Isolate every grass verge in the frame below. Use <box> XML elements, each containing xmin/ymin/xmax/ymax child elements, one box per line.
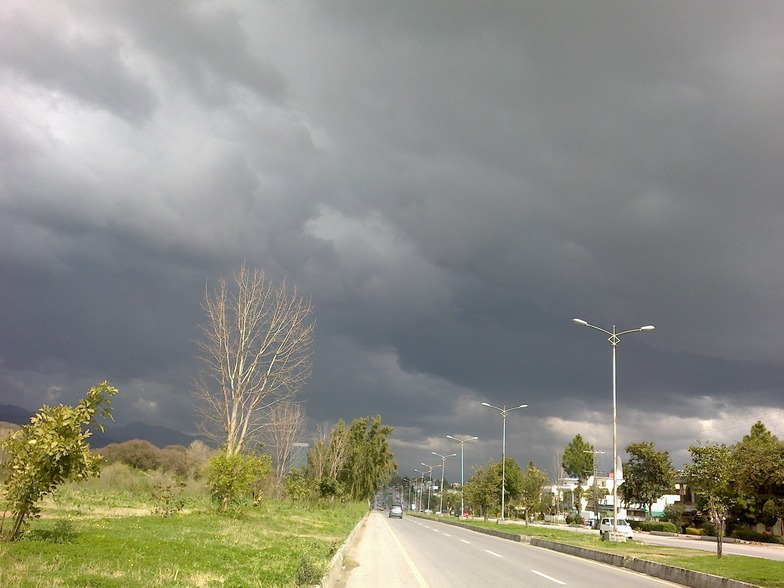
<box><xmin>0</xmin><ymin>489</ymin><xmax>367</xmax><ymax>588</ymax></box>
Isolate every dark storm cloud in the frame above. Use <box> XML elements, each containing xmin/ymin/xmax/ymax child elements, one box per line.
<box><xmin>1</xmin><ymin>0</ymin><xmax>783</xmax><ymax>476</ymax></box>
<box><xmin>0</xmin><ymin>4</ymin><xmax>157</xmax><ymax>122</ymax></box>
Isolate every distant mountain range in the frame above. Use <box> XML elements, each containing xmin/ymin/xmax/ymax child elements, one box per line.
<box><xmin>0</xmin><ymin>404</ymin><xmax>206</xmax><ymax>448</ymax></box>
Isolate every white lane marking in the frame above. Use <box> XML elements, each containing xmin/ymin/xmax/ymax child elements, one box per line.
<box><xmin>531</xmin><ymin>570</ymin><xmax>566</xmax><ymax>585</ymax></box>
<box><xmin>443</xmin><ymin>533</ymin><xmax>452</xmax><ymax>537</ymax></box>
<box><xmin>381</xmin><ymin>516</ymin><xmax>430</xmax><ymax>588</ymax></box>
<box><xmin>484</xmin><ymin>550</ymin><xmax>503</xmax><ymax>558</ymax></box>
<box><xmin>460</xmin><ymin>539</ymin><xmax>471</xmax><ymax>544</ymax></box>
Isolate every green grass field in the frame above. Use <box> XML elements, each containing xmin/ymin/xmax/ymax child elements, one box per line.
<box><xmin>0</xmin><ymin>486</ymin><xmax>368</xmax><ymax>588</ymax></box>
<box><xmin>5</xmin><ymin>483</ymin><xmax>784</xmax><ymax>588</ymax></box>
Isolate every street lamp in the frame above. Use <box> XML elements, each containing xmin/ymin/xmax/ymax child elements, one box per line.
<box><xmin>432</xmin><ymin>451</ymin><xmax>456</xmax><ymax>514</ymax></box>
<box><xmin>421</xmin><ymin>462</ymin><xmax>442</xmax><ymax>512</ymax></box>
<box><xmin>414</xmin><ymin>469</ymin><xmax>423</xmax><ymax>511</ymax></box>
<box><xmin>481</xmin><ymin>402</ymin><xmax>528</xmax><ymax>520</ymax></box>
<box><xmin>447</xmin><ymin>435</ymin><xmax>478</xmax><ymax>517</ymax></box>
<box><xmin>573</xmin><ymin>318</ymin><xmax>654</xmax><ymax>535</ymax></box>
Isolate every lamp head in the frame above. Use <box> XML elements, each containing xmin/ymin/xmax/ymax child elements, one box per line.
<box><xmin>573</xmin><ymin>318</ymin><xmax>588</xmax><ymax>326</ymax></box>
<box><xmin>640</xmin><ymin>325</ymin><xmax>655</xmax><ymax>331</ymax></box>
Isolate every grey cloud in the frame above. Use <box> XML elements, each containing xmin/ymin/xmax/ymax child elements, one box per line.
<box><xmin>0</xmin><ymin>5</ymin><xmax>157</xmax><ymax>122</ymax></box>
<box><xmin>1</xmin><ymin>1</ymin><xmax>783</xmax><ymax>477</ymax></box>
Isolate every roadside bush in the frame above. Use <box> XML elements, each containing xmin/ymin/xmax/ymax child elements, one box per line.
<box><xmin>731</xmin><ymin>529</ymin><xmax>784</xmax><ymax>544</ymax></box>
<box><xmin>702</xmin><ymin>521</ymin><xmax>717</xmax><ymax>536</ymax></box>
<box><xmin>662</xmin><ymin>503</ymin><xmax>686</xmax><ymax>528</ymax></box>
<box><xmin>295</xmin><ymin>554</ymin><xmax>324</xmax><ymax>586</ymax></box>
<box><xmin>633</xmin><ymin>521</ymin><xmax>679</xmax><ymax>533</ymax></box>
<box><xmin>685</xmin><ymin>527</ymin><xmax>705</xmax><ymax>535</ymax></box>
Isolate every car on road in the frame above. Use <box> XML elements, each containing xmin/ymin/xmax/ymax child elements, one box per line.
<box><xmin>389</xmin><ymin>504</ymin><xmax>403</xmax><ymax>519</ymax></box>
<box><xmin>599</xmin><ymin>518</ymin><xmax>634</xmax><ymax>539</ymax></box>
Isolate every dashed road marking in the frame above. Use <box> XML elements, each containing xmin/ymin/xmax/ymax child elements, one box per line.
<box><xmin>532</xmin><ymin>570</ymin><xmax>566</xmax><ymax>585</ymax></box>
<box><xmin>485</xmin><ymin>550</ymin><xmax>503</xmax><ymax>558</ymax></box>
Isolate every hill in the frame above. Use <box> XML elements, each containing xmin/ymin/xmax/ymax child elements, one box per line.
<box><xmin>0</xmin><ymin>404</ymin><xmax>205</xmax><ymax>449</ymax></box>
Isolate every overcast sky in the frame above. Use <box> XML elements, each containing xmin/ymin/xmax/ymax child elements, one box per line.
<box><xmin>2</xmin><ymin>1</ymin><xmax>783</xmax><ymax>483</ymax></box>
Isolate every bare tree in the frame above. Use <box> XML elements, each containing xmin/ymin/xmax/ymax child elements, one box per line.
<box><xmin>307</xmin><ymin>420</ymin><xmax>351</xmax><ymax>481</ymax></box>
<box><xmin>262</xmin><ymin>400</ymin><xmax>307</xmax><ymax>490</ymax></box>
<box><xmin>194</xmin><ymin>264</ymin><xmax>315</xmax><ymax>456</ymax></box>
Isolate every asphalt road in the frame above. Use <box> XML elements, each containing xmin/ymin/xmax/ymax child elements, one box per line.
<box><xmin>337</xmin><ymin>512</ymin><xmax>684</xmax><ymax>587</ymax></box>
<box><xmin>512</xmin><ymin>520</ymin><xmax>784</xmax><ymax>562</ymax></box>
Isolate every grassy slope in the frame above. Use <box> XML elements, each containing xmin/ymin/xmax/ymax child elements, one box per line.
<box><xmin>0</xmin><ymin>490</ymin><xmax>368</xmax><ymax>588</ymax></box>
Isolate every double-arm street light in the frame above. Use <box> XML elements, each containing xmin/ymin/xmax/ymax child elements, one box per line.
<box><xmin>447</xmin><ymin>435</ymin><xmax>478</xmax><ymax>517</ymax></box>
<box><xmin>573</xmin><ymin>318</ymin><xmax>654</xmax><ymax>535</ymax></box>
<box><xmin>432</xmin><ymin>451</ymin><xmax>456</xmax><ymax>514</ymax></box>
<box><xmin>481</xmin><ymin>402</ymin><xmax>528</xmax><ymax>520</ymax></box>
<box><xmin>420</xmin><ymin>462</ymin><xmax>442</xmax><ymax>512</ymax></box>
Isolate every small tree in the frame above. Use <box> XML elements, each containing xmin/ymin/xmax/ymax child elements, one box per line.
<box><xmin>622</xmin><ymin>441</ymin><xmax>674</xmax><ymax>521</ymax></box>
<box><xmin>518</xmin><ymin>462</ymin><xmax>549</xmax><ymax>527</ymax></box>
<box><xmin>562</xmin><ymin>434</ymin><xmax>594</xmax><ymax>481</ymax></box>
<box><xmin>686</xmin><ymin>442</ymin><xmax>735</xmax><ymax>558</ymax></box>
<box><xmin>489</xmin><ymin>457</ymin><xmax>523</xmax><ymax>518</ymax></box>
<box><xmin>732</xmin><ymin>422</ymin><xmax>784</xmax><ymax>533</ymax></box>
<box><xmin>205</xmin><ymin>451</ymin><xmax>271</xmax><ymax>512</ymax></box>
<box><xmin>463</xmin><ymin>460</ymin><xmax>501</xmax><ymax>521</ymax></box>
<box><xmin>1</xmin><ymin>381</ymin><xmax>118</xmax><ymax>541</ymax></box>
<box><xmin>261</xmin><ymin>400</ymin><xmax>307</xmax><ymax>495</ymax></box>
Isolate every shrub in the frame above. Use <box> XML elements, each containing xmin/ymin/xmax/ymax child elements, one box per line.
<box><xmin>685</xmin><ymin>527</ymin><xmax>705</xmax><ymax>535</ymax></box>
<box><xmin>159</xmin><ymin>445</ymin><xmax>189</xmax><ymax>477</ymax></box>
<box><xmin>100</xmin><ymin>439</ymin><xmax>162</xmax><ymax>471</ymax></box>
<box><xmin>205</xmin><ymin>451</ymin><xmax>271</xmax><ymax>512</ymax></box>
<box><xmin>151</xmin><ymin>479</ymin><xmax>187</xmax><ymax>517</ymax></box>
<box><xmin>295</xmin><ymin>554</ymin><xmax>324</xmax><ymax>586</ymax></box>
<box><xmin>0</xmin><ymin>382</ymin><xmax>118</xmax><ymax>541</ymax></box>
<box><xmin>731</xmin><ymin>529</ymin><xmax>784</xmax><ymax>544</ymax></box>
<box><xmin>633</xmin><ymin>521</ymin><xmax>679</xmax><ymax>533</ymax></box>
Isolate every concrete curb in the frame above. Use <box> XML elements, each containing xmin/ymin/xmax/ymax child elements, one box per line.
<box><xmin>317</xmin><ymin>510</ymin><xmax>370</xmax><ymax>588</ymax></box>
<box><xmin>412</xmin><ymin>515</ymin><xmax>760</xmax><ymax>588</ymax></box>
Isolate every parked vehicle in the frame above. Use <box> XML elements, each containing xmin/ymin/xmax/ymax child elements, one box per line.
<box><xmin>598</xmin><ymin>518</ymin><xmax>634</xmax><ymax>539</ymax></box>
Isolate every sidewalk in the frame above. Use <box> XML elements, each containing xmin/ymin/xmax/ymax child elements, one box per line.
<box><xmin>332</xmin><ymin>511</ymin><xmax>428</xmax><ymax>588</ymax></box>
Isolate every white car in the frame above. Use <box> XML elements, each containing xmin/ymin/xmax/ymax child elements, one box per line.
<box><xmin>598</xmin><ymin>518</ymin><xmax>634</xmax><ymax>539</ymax></box>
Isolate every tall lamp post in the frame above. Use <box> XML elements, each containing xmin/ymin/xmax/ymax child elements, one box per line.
<box><xmin>573</xmin><ymin>318</ymin><xmax>654</xmax><ymax>535</ymax></box>
<box><xmin>447</xmin><ymin>435</ymin><xmax>478</xmax><ymax>517</ymax></box>
<box><xmin>421</xmin><ymin>462</ymin><xmax>442</xmax><ymax>512</ymax></box>
<box><xmin>481</xmin><ymin>402</ymin><xmax>528</xmax><ymax>520</ymax></box>
<box><xmin>414</xmin><ymin>469</ymin><xmax>423</xmax><ymax>511</ymax></box>
<box><xmin>432</xmin><ymin>451</ymin><xmax>456</xmax><ymax>514</ymax></box>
